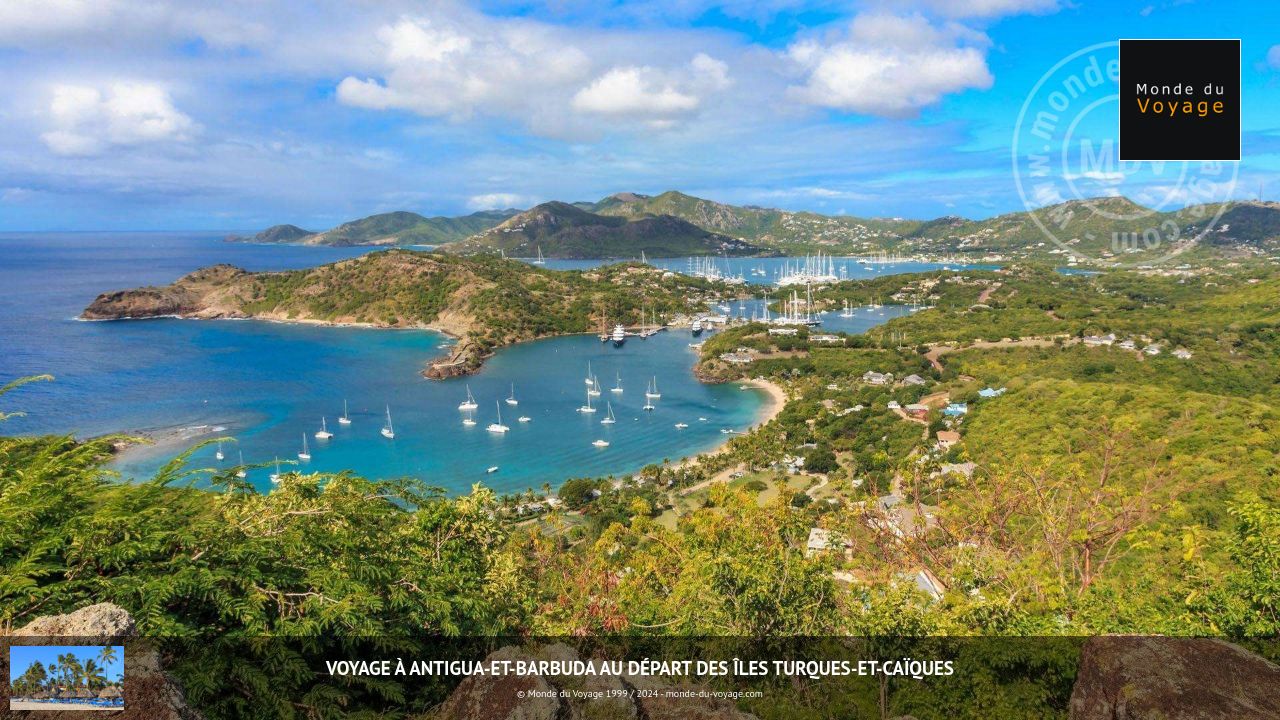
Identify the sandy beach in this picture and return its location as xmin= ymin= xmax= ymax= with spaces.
xmin=672 ymin=377 xmax=787 ymax=472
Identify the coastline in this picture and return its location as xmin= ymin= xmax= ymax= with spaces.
xmin=673 ymin=377 xmax=786 ymax=473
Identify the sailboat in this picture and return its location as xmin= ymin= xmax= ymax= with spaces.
xmin=487 ymin=401 xmax=510 ymax=433
xmin=588 ymin=374 xmax=601 ymax=397
xmin=269 ymin=457 xmax=282 ymax=484
xmin=505 ymin=383 xmax=519 ymax=406
xmin=315 ymin=417 xmax=333 ymax=440
xmin=338 ymin=399 xmax=352 ymax=425
xmin=533 ymin=246 xmax=545 ymax=265
xmin=646 ymin=376 xmax=661 ymax=399
xmin=577 ymin=387 xmax=596 ymax=413
xmin=235 ymin=450 xmax=247 ymax=479
xmin=462 ymin=408 xmax=476 ymax=426
xmin=215 ymin=440 xmax=224 ymax=461
xmin=640 ymin=250 xmax=648 ymax=264
xmin=643 ymin=379 xmax=655 ymax=411
xmin=585 ymin=362 xmax=595 ymax=385
xmin=298 ymin=433 xmax=311 ymax=461
xmin=458 ymin=385 xmax=478 ymax=411
xmin=381 ymin=406 xmax=395 ymax=439
xmin=840 ymin=299 xmax=854 ymax=318
xmin=611 ymin=372 xmax=623 ymax=393
xmin=601 ymin=402 xmax=616 ymax=424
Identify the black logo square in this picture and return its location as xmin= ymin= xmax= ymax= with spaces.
xmin=1119 ymin=39 xmax=1240 ymax=161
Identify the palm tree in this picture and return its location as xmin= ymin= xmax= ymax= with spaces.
xmin=80 ymin=659 xmax=107 ymax=690
xmin=97 ymin=646 xmax=118 ymax=668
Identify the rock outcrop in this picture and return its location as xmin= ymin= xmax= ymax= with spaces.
xmin=7 ymin=603 xmax=202 ymax=720
xmin=430 ymin=644 xmax=757 ymax=720
xmin=1069 ymin=636 xmax=1280 ymax=720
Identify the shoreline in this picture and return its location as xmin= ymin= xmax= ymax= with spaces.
xmin=673 ymin=377 xmax=786 ymax=473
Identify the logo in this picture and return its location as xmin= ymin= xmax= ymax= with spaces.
xmin=1012 ymin=41 xmax=1238 ymax=266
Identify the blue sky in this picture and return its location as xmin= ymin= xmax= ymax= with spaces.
xmin=10 ymin=646 xmax=124 ymax=684
xmin=0 ymin=0 xmax=1276 ymax=231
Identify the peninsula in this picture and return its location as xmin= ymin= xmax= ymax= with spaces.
xmin=80 ymin=249 xmax=727 ymax=378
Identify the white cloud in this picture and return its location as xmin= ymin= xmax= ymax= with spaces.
xmin=40 ymin=82 xmax=196 ymax=156
xmin=571 ymin=54 xmax=730 ymax=125
xmin=466 ymin=192 xmax=529 ymax=210
xmin=786 ymin=13 xmax=993 ymax=118
xmin=337 ymin=15 xmax=592 ymax=121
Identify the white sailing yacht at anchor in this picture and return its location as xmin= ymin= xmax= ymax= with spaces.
xmin=612 ymin=372 xmax=623 ymax=393
xmin=601 ymin=402 xmax=616 ymax=424
xmin=577 ymin=387 xmax=596 ymax=413
xmin=215 ymin=439 xmax=224 ymax=461
xmin=506 ymin=383 xmax=519 ymax=406
xmin=487 ymin=401 xmax=509 ymax=433
xmin=381 ymin=406 xmax=395 ymax=439
xmin=338 ymin=399 xmax=352 ymax=425
xmin=298 ymin=433 xmax=311 ymax=461
xmin=458 ymin=385 xmax=478 ymax=411
xmin=315 ymin=417 xmax=333 ymax=440
xmin=646 ymin=376 xmax=661 ymax=399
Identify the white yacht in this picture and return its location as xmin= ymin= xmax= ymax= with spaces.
xmin=645 ymin=376 xmax=661 ymax=399
xmin=577 ymin=387 xmax=596 ymax=413
xmin=269 ymin=457 xmax=282 ymax=484
xmin=691 ymin=318 xmax=703 ymax=336
xmin=611 ymin=372 xmax=623 ymax=393
xmin=601 ymin=402 xmax=616 ymax=424
xmin=298 ymin=433 xmax=311 ymax=461
xmin=585 ymin=362 xmax=595 ymax=385
xmin=674 ymin=422 xmax=688 ymax=429
xmin=462 ymin=409 xmax=476 ymax=426
xmin=458 ymin=385 xmax=478 ymax=411
xmin=505 ymin=383 xmax=519 ymax=406
xmin=235 ymin=451 xmax=247 ymax=479
xmin=533 ymin=246 xmax=545 ymax=265
xmin=612 ymin=324 xmax=626 ymax=347
xmin=381 ymin=406 xmax=395 ymax=439
xmin=338 ymin=399 xmax=352 ymax=425
xmin=487 ymin=401 xmax=509 ymax=433
xmin=215 ymin=440 xmax=224 ymax=461
xmin=315 ymin=417 xmax=333 ymax=440
xmin=592 ymin=439 xmax=610 ymax=447
xmin=517 ymin=415 xmax=531 ymax=423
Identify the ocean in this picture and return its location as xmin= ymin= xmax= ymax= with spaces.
xmin=0 ymin=233 xmax=916 ymax=495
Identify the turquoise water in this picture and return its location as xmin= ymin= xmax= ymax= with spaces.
xmin=0 ymin=233 xmax=917 ymax=495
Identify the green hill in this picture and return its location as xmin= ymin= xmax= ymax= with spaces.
xmin=248 ymin=224 xmax=315 ymax=243
xmin=443 ymin=201 xmax=762 ymax=258
xmin=588 ymin=190 xmax=917 ymax=251
xmin=236 ymin=209 xmax=517 ymax=247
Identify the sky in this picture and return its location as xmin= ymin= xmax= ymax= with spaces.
xmin=0 ymin=0 xmax=1277 ymax=231
xmin=9 ymin=646 xmax=125 ymax=684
